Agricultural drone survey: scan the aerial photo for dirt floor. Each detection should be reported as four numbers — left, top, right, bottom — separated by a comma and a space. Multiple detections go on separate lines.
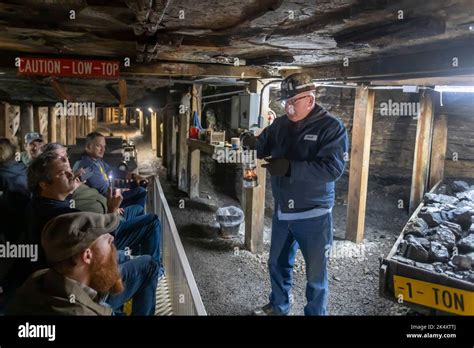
110, 123, 413, 316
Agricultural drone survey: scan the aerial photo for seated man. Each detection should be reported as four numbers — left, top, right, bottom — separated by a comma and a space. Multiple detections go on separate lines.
0, 138, 30, 302
20, 132, 43, 166
73, 132, 147, 209
7, 212, 159, 315
42, 142, 144, 219
25, 152, 162, 278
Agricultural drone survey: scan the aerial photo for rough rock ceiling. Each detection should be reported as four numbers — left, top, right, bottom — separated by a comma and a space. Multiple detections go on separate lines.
0, 0, 472, 105
0, 0, 472, 66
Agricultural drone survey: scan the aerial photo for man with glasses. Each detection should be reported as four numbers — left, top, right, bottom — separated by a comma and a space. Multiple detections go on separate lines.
242, 73, 348, 316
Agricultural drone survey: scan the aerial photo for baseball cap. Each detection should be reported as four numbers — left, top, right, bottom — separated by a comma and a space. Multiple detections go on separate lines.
277, 73, 316, 101
41, 212, 120, 263
24, 132, 43, 145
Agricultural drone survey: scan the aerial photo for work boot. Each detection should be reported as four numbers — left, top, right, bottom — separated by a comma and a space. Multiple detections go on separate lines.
252, 303, 287, 316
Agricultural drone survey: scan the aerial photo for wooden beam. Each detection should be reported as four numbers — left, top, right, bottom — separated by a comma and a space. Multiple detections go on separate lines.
188, 84, 202, 199
168, 104, 177, 181
162, 108, 168, 164
48, 107, 57, 143
19, 103, 34, 148
409, 91, 435, 214
150, 111, 157, 152
345, 86, 375, 243
177, 97, 190, 193
289, 40, 474, 82
123, 62, 272, 78
186, 138, 217, 155
0, 103, 8, 138
429, 114, 447, 190
33, 106, 41, 133
66, 116, 74, 145
118, 79, 128, 106
50, 80, 73, 101
156, 110, 162, 158
58, 115, 67, 145
243, 79, 267, 253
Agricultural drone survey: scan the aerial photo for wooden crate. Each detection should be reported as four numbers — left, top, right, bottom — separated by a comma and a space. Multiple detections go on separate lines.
206, 130, 225, 145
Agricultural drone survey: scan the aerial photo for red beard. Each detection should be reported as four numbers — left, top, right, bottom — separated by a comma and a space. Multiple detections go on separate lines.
89, 244, 124, 294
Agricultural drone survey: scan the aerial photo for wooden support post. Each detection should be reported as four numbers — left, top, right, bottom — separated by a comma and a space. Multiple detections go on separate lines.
429, 114, 448, 190
104, 108, 110, 123
409, 92, 435, 214
67, 115, 77, 145
188, 84, 202, 199
243, 79, 267, 253
162, 107, 168, 164
58, 115, 67, 145
156, 110, 162, 158
86, 116, 93, 134
150, 111, 157, 153
33, 106, 41, 133
48, 107, 57, 143
75, 116, 81, 138
92, 112, 98, 131
166, 94, 177, 181
177, 99, 190, 193
345, 86, 375, 243
0, 103, 9, 138
19, 103, 34, 149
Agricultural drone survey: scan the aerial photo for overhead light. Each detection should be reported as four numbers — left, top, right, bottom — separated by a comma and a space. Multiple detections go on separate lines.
434, 85, 474, 93
136, 108, 141, 112
402, 85, 419, 93
148, 107, 153, 112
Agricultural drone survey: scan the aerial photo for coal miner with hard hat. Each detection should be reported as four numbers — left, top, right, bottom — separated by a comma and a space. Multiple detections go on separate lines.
242, 73, 348, 315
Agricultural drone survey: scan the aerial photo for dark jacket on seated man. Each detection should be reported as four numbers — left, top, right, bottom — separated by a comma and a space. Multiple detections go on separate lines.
0, 161, 28, 196
6, 268, 113, 315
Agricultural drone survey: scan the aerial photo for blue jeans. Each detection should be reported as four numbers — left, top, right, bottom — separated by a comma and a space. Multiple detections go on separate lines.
107, 255, 159, 315
121, 187, 147, 209
113, 213, 161, 264
122, 204, 144, 221
268, 212, 333, 316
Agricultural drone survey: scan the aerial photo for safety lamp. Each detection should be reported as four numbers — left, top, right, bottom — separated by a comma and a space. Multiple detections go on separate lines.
243, 159, 258, 188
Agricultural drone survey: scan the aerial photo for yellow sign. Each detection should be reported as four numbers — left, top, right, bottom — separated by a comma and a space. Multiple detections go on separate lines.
393, 275, 474, 315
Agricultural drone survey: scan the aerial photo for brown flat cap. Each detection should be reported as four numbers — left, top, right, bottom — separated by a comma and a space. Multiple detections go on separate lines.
41, 212, 120, 263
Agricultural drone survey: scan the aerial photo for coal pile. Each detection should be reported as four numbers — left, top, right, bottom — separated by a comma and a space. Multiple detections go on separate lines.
394, 181, 474, 283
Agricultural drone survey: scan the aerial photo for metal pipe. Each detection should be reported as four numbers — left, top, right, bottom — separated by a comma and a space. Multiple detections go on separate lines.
202, 90, 245, 100
202, 97, 232, 107
258, 79, 282, 126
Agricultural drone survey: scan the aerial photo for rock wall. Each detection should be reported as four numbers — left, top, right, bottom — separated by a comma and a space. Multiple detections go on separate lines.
315, 87, 474, 180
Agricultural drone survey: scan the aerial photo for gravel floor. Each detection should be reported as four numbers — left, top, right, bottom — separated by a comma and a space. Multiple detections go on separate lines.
114, 123, 414, 316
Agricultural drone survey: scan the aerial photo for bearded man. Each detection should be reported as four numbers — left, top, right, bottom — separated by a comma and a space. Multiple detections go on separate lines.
7, 212, 159, 315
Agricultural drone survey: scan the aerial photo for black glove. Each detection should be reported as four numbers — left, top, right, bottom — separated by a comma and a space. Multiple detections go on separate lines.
262, 158, 290, 176
241, 132, 257, 149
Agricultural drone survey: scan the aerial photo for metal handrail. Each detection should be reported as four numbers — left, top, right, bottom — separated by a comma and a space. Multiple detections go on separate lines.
147, 176, 207, 315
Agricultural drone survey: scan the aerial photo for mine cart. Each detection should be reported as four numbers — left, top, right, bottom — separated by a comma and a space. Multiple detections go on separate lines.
380, 181, 474, 315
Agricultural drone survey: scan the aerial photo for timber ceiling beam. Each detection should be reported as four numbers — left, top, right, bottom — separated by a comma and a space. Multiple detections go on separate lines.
50, 79, 74, 101
123, 62, 273, 78
287, 40, 474, 82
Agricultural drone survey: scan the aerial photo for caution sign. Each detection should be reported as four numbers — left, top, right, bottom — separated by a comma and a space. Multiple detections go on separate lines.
394, 275, 474, 315
18, 57, 120, 78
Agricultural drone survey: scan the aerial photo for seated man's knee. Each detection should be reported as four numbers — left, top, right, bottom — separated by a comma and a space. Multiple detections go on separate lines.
135, 255, 160, 279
